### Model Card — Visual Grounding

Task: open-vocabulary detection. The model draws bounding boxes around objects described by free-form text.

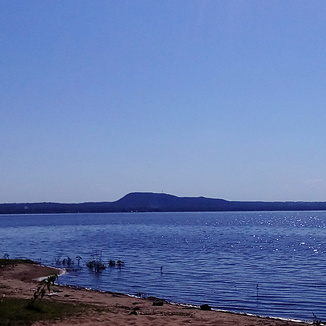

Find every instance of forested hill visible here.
[1,192,326,214]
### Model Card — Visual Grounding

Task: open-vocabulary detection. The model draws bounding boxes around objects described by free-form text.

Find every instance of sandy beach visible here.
[0,262,310,326]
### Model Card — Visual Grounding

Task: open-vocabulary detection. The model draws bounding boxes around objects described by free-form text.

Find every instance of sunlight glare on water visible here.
[0,211,326,321]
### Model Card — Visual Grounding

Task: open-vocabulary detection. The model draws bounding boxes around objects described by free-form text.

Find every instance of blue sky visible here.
[1,1,326,203]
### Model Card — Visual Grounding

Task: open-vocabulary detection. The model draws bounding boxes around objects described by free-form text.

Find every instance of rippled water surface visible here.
[1,211,326,321]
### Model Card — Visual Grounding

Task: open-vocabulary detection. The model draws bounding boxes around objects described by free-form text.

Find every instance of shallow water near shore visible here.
[0,211,325,322]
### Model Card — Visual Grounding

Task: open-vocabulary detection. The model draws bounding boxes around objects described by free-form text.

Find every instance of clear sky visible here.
[1,1,326,203]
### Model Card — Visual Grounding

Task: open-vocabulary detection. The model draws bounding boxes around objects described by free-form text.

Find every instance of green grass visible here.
[0,297,92,326]
[0,259,36,266]
[0,258,106,325]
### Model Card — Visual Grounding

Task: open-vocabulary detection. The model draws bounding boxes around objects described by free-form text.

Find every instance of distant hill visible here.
[0,192,326,214]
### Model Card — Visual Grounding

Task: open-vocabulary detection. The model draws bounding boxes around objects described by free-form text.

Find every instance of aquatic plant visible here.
[108,260,116,267]
[62,256,74,266]
[312,313,322,326]
[54,256,61,265]
[108,259,125,269]
[86,250,106,272]
[86,260,106,272]
[55,255,81,266]
[76,255,82,265]
[116,260,125,270]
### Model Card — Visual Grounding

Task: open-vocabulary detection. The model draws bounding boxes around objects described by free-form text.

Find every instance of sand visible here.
[0,263,309,326]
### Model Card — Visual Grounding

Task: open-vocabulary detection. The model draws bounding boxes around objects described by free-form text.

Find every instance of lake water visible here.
[0,211,325,322]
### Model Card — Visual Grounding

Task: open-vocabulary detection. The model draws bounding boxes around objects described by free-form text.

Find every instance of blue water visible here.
[0,211,325,322]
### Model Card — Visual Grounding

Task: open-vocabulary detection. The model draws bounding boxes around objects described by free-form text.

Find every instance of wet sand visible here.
[0,263,309,326]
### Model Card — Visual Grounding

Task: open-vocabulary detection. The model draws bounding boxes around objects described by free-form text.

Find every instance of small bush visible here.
[27,274,58,309]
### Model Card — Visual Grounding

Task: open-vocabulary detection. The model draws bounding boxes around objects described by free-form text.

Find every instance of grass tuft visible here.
[0,297,91,326]
[0,259,36,266]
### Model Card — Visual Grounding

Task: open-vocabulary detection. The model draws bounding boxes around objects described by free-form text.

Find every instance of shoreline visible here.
[0,262,312,326]
[56,269,310,324]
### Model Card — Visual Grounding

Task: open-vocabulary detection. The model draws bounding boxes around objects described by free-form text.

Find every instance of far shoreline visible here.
[2,192,326,214]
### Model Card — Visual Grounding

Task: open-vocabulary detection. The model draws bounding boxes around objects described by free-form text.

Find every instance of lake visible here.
[0,211,325,322]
